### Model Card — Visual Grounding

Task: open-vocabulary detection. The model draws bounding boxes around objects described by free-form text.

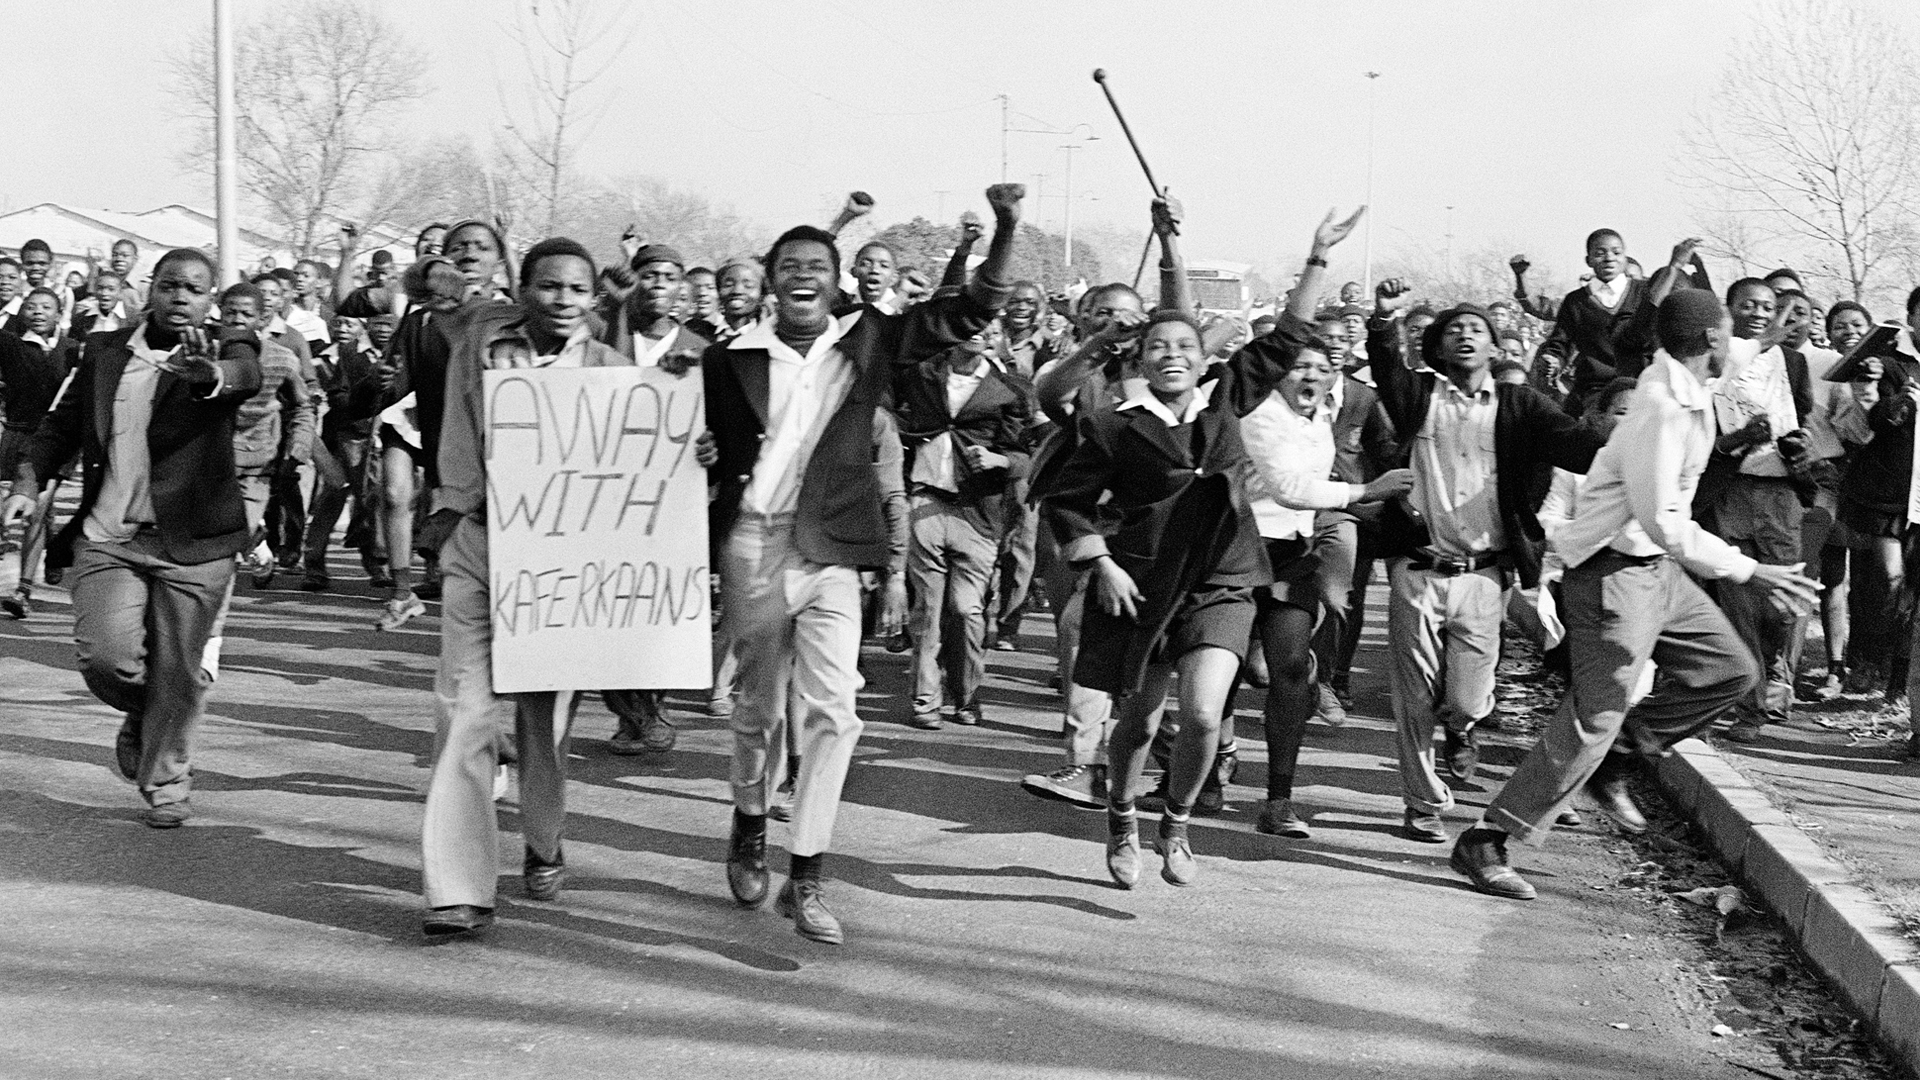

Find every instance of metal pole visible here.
[1362,71,1381,292]
[999,95,1009,184]
[1063,145,1074,268]
[214,0,240,283]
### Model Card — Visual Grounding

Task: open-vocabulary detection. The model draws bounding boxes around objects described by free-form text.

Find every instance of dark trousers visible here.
[1310,515,1376,695]
[1485,552,1759,842]
[303,435,376,573]
[70,534,235,807]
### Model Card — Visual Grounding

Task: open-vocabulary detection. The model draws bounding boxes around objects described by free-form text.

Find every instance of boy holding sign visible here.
[414,238,712,937]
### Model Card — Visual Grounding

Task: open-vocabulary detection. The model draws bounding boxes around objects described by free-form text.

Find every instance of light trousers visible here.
[70,534,233,807]
[723,513,865,857]
[1385,559,1504,813]
[421,517,577,909]
[1486,553,1758,842]
[906,494,998,716]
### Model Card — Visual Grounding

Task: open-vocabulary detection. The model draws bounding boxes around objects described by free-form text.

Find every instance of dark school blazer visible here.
[891,348,1034,522]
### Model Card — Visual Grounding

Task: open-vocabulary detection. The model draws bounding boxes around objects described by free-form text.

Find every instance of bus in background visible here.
[1187,260,1250,319]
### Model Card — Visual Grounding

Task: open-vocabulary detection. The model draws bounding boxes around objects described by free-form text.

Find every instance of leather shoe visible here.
[1402,807,1448,844]
[423,905,494,937]
[1256,798,1311,839]
[1442,726,1480,784]
[142,801,190,829]
[523,846,565,901]
[907,712,943,730]
[1157,817,1196,886]
[1555,807,1585,827]
[1106,816,1141,889]
[952,703,982,726]
[1451,827,1537,900]
[115,714,143,781]
[775,878,844,944]
[726,824,770,908]
[1586,757,1648,835]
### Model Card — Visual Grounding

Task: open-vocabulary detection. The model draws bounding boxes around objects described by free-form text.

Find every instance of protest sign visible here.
[484,366,710,693]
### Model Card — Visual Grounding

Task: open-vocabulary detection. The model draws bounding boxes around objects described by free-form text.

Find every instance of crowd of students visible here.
[3,182,1907,941]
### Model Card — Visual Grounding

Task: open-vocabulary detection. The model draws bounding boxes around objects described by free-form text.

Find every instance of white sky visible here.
[9,0,1920,289]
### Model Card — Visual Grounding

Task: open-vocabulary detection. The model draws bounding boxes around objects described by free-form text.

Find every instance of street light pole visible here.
[1061,143,1079,268]
[214,0,239,283]
[1362,70,1381,292]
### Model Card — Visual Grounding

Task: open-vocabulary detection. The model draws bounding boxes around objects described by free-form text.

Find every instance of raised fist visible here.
[1509,254,1531,276]
[1151,194,1184,238]
[846,191,875,217]
[959,210,984,242]
[985,184,1026,223]
[1375,278,1414,313]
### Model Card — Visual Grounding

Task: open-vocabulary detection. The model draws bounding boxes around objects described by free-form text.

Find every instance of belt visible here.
[1406,548,1507,575]
[1586,548,1665,568]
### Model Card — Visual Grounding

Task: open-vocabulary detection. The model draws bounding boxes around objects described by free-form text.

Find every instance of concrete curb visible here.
[1652,738,1920,1074]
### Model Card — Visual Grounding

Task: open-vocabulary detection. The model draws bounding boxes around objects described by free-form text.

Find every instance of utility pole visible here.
[214,0,239,283]
[999,94,1010,183]
[1362,70,1381,292]
[1061,143,1080,268]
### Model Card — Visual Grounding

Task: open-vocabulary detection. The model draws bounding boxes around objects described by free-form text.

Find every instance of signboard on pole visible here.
[483,365,711,693]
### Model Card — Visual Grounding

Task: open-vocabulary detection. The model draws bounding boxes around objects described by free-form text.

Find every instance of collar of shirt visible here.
[1588,275,1627,308]
[486,318,594,369]
[730,310,864,367]
[127,324,174,371]
[19,330,57,352]
[1437,371,1494,403]
[1649,351,1712,411]
[1116,378,1216,427]
[266,314,290,336]
[0,296,20,317]
[634,323,682,365]
[1328,374,1347,412]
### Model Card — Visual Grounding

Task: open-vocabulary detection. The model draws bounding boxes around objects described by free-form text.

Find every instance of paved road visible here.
[0,550,1775,1079]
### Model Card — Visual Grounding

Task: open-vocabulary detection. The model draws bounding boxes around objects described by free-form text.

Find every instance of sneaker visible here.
[1157,817,1196,886]
[1450,827,1537,900]
[376,593,426,631]
[1106,815,1141,889]
[1314,683,1347,728]
[775,878,844,944]
[1021,764,1107,808]
[1256,798,1310,838]
[1555,807,1585,827]
[1813,670,1844,701]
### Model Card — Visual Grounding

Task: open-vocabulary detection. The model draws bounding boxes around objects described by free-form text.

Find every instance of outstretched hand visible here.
[1312,206,1367,253]
[158,327,221,385]
[1668,237,1703,272]
[985,183,1026,225]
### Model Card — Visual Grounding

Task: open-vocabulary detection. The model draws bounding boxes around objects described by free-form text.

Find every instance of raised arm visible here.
[968,184,1023,312]
[334,225,361,306]
[942,212,982,288]
[1286,206,1366,323]
[825,191,876,238]
[1153,195,1192,314]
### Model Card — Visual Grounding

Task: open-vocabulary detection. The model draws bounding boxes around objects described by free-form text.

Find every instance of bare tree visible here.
[498,0,638,238]
[170,1,427,256]
[1679,0,1920,303]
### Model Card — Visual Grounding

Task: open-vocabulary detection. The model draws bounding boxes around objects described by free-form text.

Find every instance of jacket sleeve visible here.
[17,352,87,492]
[205,332,263,403]
[430,318,488,519]
[1534,297,1577,365]
[1221,312,1314,416]
[1518,386,1605,473]
[1367,315,1424,434]
[871,407,910,578]
[1042,412,1119,564]
[279,365,315,463]
[895,292,997,371]
[1361,395,1399,474]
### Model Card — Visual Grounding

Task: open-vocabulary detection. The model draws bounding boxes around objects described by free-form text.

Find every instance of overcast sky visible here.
[9,0,1919,289]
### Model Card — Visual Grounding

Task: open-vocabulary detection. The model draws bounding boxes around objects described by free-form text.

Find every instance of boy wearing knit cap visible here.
[1364,282,1606,845]
[1454,289,1818,899]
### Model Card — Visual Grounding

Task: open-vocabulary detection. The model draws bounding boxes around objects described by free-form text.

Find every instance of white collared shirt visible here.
[19,330,58,353]
[85,325,169,543]
[286,305,328,346]
[0,296,20,321]
[632,324,685,367]
[1555,352,1757,582]
[1712,337,1798,477]
[1239,391,1356,540]
[734,312,863,516]
[1588,275,1628,310]
[1410,373,1503,556]
[1115,380,1215,428]
[908,363,990,494]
